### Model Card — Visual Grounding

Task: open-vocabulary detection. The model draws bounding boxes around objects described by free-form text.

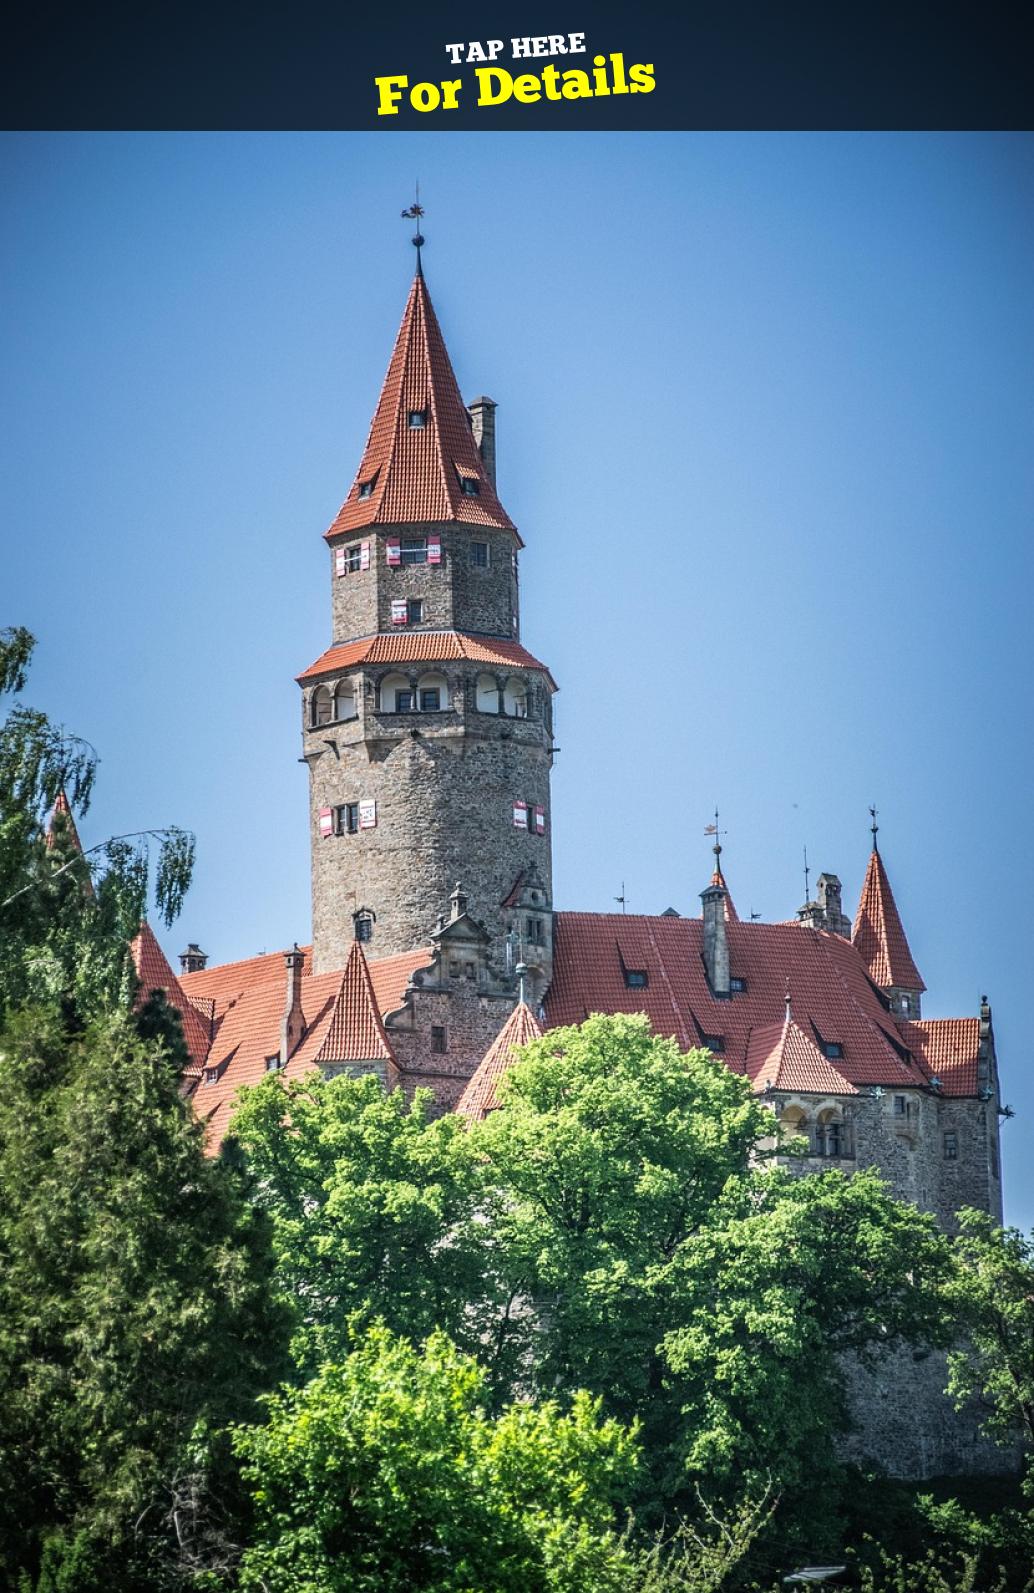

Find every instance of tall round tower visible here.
[299,261,557,987]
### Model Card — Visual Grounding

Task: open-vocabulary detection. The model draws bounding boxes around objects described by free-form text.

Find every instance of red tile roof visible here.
[326,272,516,537]
[900,1018,981,1095]
[546,911,964,1092]
[852,847,925,993]
[711,866,739,922]
[749,1013,858,1095]
[178,943,433,1147]
[315,939,395,1067]
[130,921,212,1070]
[456,1001,542,1121]
[298,630,556,689]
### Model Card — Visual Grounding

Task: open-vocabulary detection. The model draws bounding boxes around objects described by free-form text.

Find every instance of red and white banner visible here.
[319,807,333,839]
[534,805,546,834]
[427,536,442,564]
[360,541,370,570]
[359,799,377,830]
[513,799,528,829]
[334,547,346,576]
[386,537,401,566]
[391,599,408,625]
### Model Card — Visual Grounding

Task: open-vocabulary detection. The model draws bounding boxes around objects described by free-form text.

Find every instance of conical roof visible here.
[130,921,212,1068]
[46,789,84,853]
[749,1010,858,1095]
[314,938,395,1067]
[326,271,515,537]
[710,863,739,922]
[852,847,925,993]
[456,1000,542,1121]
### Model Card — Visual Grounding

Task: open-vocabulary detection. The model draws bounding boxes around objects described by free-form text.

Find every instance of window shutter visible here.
[360,541,371,570]
[334,547,346,577]
[359,799,377,830]
[391,599,408,625]
[386,537,401,566]
[513,799,528,829]
[534,805,546,834]
[319,807,334,839]
[427,535,442,565]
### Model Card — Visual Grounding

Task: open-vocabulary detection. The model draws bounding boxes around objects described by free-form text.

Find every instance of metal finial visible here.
[704,807,727,871]
[784,979,792,1021]
[515,961,528,1005]
[401,182,426,273]
[803,845,811,903]
[869,804,879,852]
[615,881,626,914]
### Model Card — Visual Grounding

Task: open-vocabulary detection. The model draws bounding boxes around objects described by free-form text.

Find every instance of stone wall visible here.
[327,523,520,644]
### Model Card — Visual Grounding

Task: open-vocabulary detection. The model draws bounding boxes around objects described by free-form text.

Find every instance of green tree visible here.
[0,1005,290,1588]
[232,1324,641,1593]
[229,1071,506,1380]
[0,627,194,1022]
[945,1210,1034,1454]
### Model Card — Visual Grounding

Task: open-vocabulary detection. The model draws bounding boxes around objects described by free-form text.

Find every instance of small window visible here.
[342,544,362,573]
[449,961,460,977]
[822,1042,844,1060]
[265,1054,282,1073]
[943,1131,958,1161]
[470,541,490,567]
[400,539,427,565]
[464,962,475,978]
[701,1033,725,1053]
[461,477,480,497]
[203,1066,219,1086]
[354,913,373,944]
[358,480,373,499]
[431,1025,447,1054]
[894,1095,908,1117]
[526,917,545,946]
[624,970,648,989]
[407,598,423,624]
[335,802,360,836]
[396,689,414,713]
[419,687,440,712]
[408,409,427,429]
[729,976,747,994]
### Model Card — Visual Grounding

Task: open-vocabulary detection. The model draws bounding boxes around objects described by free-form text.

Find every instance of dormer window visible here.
[354,912,373,944]
[729,976,747,993]
[701,1033,725,1054]
[461,477,480,496]
[358,480,374,499]
[624,969,648,989]
[203,1066,219,1086]
[408,409,427,428]
[822,1041,844,1060]
[265,1054,282,1073]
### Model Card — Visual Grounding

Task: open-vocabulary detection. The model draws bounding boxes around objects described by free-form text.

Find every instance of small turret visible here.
[852,815,925,1018]
[279,944,306,1063]
[179,942,209,974]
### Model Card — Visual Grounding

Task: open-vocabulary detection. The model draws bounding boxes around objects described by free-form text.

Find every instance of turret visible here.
[852,816,925,1019]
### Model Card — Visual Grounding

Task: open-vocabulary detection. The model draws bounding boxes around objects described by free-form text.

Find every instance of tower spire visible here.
[401,186,425,276]
[869,803,879,852]
[852,835,926,1005]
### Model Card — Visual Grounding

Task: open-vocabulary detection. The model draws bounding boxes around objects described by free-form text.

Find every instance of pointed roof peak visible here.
[326,271,515,539]
[852,846,925,993]
[750,1010,858,1096]
[456,1000,543,1121]
[129,921,212,1068]
[314,937,395,1068]
[45,788,83,853]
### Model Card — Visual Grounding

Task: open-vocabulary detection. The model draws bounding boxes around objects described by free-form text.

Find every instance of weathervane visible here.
[615,881,627,914]
[802,845,811,904]
[869,803,879,852]
[704,807,727,871]
[401,184,426,272]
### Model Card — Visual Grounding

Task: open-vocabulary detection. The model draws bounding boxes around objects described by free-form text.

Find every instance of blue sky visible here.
[3,132,1032,1222]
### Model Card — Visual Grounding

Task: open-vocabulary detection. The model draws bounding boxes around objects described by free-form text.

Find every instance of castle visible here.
[126,246,1007,1479]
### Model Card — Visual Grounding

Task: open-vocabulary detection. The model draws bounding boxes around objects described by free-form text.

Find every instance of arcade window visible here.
[395,690,414,713]
[419,687,440,712]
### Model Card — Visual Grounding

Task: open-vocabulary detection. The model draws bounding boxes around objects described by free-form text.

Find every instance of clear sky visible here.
[3,132,1031,1222]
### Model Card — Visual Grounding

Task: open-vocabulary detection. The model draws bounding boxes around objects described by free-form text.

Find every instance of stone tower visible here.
[298,260,557,987]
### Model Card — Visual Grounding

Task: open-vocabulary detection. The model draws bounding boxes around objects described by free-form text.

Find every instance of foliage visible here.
[0,628,195,1022]
[946,1209,1034,1452]
[0,1006,290,1587]
[232,1324,641,1592]
[228,1071,507,1381]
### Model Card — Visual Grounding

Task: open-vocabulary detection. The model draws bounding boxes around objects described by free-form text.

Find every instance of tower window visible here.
[943,1131,958,1160]
[893,1095,908,1117]
[624,969,648,989]
[341,544,362,573]
[431,1025,447,1054]
[354,913,373,944]
[407,599,423,624]
[419,687,440,712]
[400,539,427,565]
[335,803,360,836]
[358,481,374,499]
[395,689,414,713]
[526,917,545,946]
[470,541,490,567]
[408,409,427,429]
[461,478,480,497]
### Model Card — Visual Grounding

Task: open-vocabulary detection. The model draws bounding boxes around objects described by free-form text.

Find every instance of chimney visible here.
[798,873,851,936]
[179,942,208,974]
[467,396,497,487]
[280,944,306,1063]
[701,883,730,996]
[449,881,468,921]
